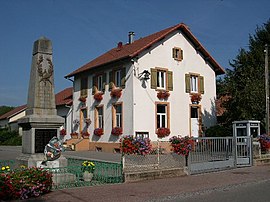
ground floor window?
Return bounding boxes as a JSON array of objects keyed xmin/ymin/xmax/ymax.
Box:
[
  {"xmin": 112, "ymin": 102, "xmax": 123, "ymax": 128},
  {"xmin": 156, "ymin": 102, "xmax": 170, "ymax": 129},
  {"xmin": 135, "ymin": 132, "xmax": 149, "ymax": 139},
  {"xmin": 95, "ymin": 105, "xmax": 104, "ymax": 129}
]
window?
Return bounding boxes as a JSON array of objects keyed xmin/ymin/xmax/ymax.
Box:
[
  {"xmin": 151, "ymin": 68, "xmax": 173, "ymax": 91},
  {"xmin": 190, "ymin": 75, "xmax": 198, "ymax": 93},
  {"xmin": 80, "ymin": 107, "xmax": 88, "ymax": 133},
  {"xmin": 80, "ymin": 77, "xmax": 88, "ymax": 97},
  {"xmin": 135, "ymin": 132, "xmax": 149, "ymax": 139},
  {"xmin": 92, "ymin": 73, "xmax": 106, "ymax": 94},
  {"xmin": 112, "ymin": 103, "xmax": 123, "ymax": 128},
  {"xmin": 95, "ymin": 105, "xmax": 104, "ymax": 129},
  {"xmin": 185, "ymin": 73, "xmax": 204, "ymax": 94},
  {"xmin": 172, "ymin": 47, "xmax": 183, "ymax": 61},
  {"xmin": 109, "ymin": 68, "xmax": 126, "ymax": 89},
  {"xmin": 157, "ymin": 71, "xmax": 166, "ymax": 89},
  {"xmin": 156, "ymin": 103, "xmax": 170, "ymax": 129}
]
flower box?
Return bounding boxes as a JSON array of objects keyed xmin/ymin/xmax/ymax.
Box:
[
  {"xmin": 84, "ymin": 118, "xmax": 91, "ymax": 125},
  {"xmin": 71, "ymin": 132, "xmax": 79, "ymax": 139},
  {"xmin": 79, "ymin": 96, "xmax": 87, "ymax": 102},
  {"xmin": 82, "ymin": 131, "xmax": 90, "ymax": 139},
  {"xmin": 157, "ymin": 90, "xmax": 170, "ymax": 100},
  {"xmin": 110, "ymin": 88, "xmax": 122, "ymax": 99},
  {"xmin": 94, "ymin": 92, "xmax": 103, "ymax": 102},
  {"xmin": 111, "ymin": 127, "xmax": 122, "ymax": 136},
  {"xmin": 156, "ymin": 127, "xmax": 171, "ymax": 138},
  {"xmin": 94, "ymin": 128, "xmax": 104, "ymax": 136},
  {"xmin": 190, "ymin": 93, "xmax": 201, "ymax": 104}
]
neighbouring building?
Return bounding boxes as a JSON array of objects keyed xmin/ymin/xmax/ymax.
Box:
[
  {"xmin": 65, "ymin": 22, "xmax": 225, "ymax": 152},
  {"xmin": 0, "ymin": 87, "xmax": 73, "ymax": 141}
]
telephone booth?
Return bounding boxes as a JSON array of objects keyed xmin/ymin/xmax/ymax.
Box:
[{"xmin": 232, "ymin": 120, "xmax": 260, "ymax": 166}]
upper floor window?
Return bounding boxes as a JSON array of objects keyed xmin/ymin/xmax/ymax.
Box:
[
  {"xmin": 185, "ymin": 73, "xmax": 204, "ymax": 94},
  {"xmin": 151, "ymin": 68, "xmax": 173, "ymax": 91},
  {"xmin": 80, "ymin": 77, "xmax": 88, "ymax": 97},
  {"xmin": 109, "ymin": 68, "xmax": 126, "ymax": 90},
  {"xmin": 92, "ymin": 73, "xmax": 106, "ymax": 94},
  {"xmin": 172, "ymin": 47, "xmax": 183, "ymax": 61}
]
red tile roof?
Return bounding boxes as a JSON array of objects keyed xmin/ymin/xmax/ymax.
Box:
[
  {"xmin": 0, "ymin": 88, "xmax": 73, "ymax": 120},
  {"xmin": 0, "ymin": 105, "xmax": 27, "ymax": 120},
  {"xmin": 66, "ymin": 23, "xmax": 225, "ymax": 78},
  {"xmin": 55, "ymin": 87, "xmax": 73, "ymax": 106}
]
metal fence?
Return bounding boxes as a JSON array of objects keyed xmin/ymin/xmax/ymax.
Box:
[
  {"xmin": 188, "ymin": 137, "xmax": 236, "ymax": 174},
  {"xmin": 122, "ymin": 141, "xmax": 186, "ymax": 173}
]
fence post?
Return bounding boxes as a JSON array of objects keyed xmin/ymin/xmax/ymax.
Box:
[{"xmin": 233, "ymin": 136, "xmax": 237, "ymax": 168}]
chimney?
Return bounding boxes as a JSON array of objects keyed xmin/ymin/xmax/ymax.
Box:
[{"xmin": 128, "ymin": 31, "xmax": 135, "ymax": 44}]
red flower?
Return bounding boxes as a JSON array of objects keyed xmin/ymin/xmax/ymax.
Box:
[
  {"xmin": 111, "ymin": 127, "xmax": 122, "ymax": 136},
  {"xmin": 157, "ymin": 91, "xmax": 170, "ymax": 99},
  {"xmin": 156, "ymin": 127, "xmax": 171, "ymax": 138},
  {"xmin": 110, "ymin": 88, "xmax": 122, "ymax": 98},
  {"xmin": 79, "ymin": 96, "xmax": 86, "ymax": 102},
  {"xmin": 82, "ymin": 131, "xmax": 90, "ymax": 138},
  {"xmin": 190, "ymin": 94, "xmax": 201, "ymax": 103},
  {"xmin": 94, "ymin": 92, "xmax": 103, "ymax": 102},
  {"xmin": 60, "ymin": 129, "xmax": 66, "ymax": 136},
  {"xmin": 94, "ymin": 128, "xmax": 104, "ymax": 136}
]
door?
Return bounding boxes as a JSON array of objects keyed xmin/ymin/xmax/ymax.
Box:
[{"xmin": 190, "ymin": 106, "xmax": 200, "ymax": 137}]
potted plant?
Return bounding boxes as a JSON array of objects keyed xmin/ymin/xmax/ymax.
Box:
[
  {"xmin": 157, "ymin": 90, "xmax": 170, "ymax": 100},
  {"xmin": 81, "ymin": 160, "xmax": 95, "ymax": 182},
  {"xmin": 156, "ymin": 127, "xmax": 171, "ymax": 138},
  {"xmin": 110, "ymin": 88, "xmax": 122, "ymax": 99},
  {"xmin": 70, "ymin": 132, "xmax": 79, "ymax": 139},
  {"xmin": 82, "ymin": 131, "xmax": 90, "ymax": 139},
  {"xmin": 120, "ymin": 135, "xmax": 152, "ymax": 155},
  {"xmin": 190, "ymin": 93, "xmax": 201, "ymax": 104},
  {"xmin": 94, "ymin": 91, "xmax": 103, "ymax": 102},
  {"xmin": 111, "ymin": 127, "xmax": 122, "ymax": 136},
  {"xmin": 94, "ymin": 128, "xmax": 104, "ymax": 136}
]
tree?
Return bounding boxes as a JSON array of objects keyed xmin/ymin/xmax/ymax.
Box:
[
  {"xmin": 0, "ymin": 106, "xmax": 14, "ymax": 116},
  {"xmin": 220, "ymin": 20, "xmax": 270, "ymax": 131}
]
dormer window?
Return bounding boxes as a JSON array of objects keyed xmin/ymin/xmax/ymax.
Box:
[{"xmin": 172, "ymin": 47, "xmax": 183, "ymax": 61}]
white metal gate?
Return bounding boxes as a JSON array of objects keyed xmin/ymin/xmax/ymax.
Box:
[{"xmin": 236, "ymin": 136, "xmax": 253, "ymax": 167}]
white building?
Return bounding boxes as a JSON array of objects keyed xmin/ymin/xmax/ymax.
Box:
[{"xmin": 65, "ymin": 23, "xmax": 225, "ymax": 152}]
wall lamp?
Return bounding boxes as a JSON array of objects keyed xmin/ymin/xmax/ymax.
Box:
[{"xmin": 138, "ymin": 70, "xmax": 151, "ymax": 80}]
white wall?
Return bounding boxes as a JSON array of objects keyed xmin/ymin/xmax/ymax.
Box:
[{"xmin": 133, "ymin": 30, "xmax": 217, "ymax": 141}]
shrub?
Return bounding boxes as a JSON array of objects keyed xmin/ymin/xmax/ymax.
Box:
[
  {"xmin": 169, "ymin": 136, "xmax": 194, "ymax": 156},
  {"xmin": 0, "ymin": 167, "xmax": 52, "ymax": 200},
  {"xmin": 205, "ymin": 125, "xmax": 231, "ymax": 137},
  {"xmin": 0, "ymin": 129, "xmax": 21, "ymax": 145}
]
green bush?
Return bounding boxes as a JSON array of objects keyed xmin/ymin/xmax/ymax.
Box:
[
  {"xmin": 205, "ymin": 125, "xmax": 232, "ymax": 137},
  {"xmin": 0, "ymin": 129, "xmax": 22, "ymax": 145},
  {"xmin": 0, "ymin": 167, "xmax": 52, "ymax": 200}
]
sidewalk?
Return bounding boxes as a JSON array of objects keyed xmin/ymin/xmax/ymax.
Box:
[{"xmin": 25, "ymin": 165, "xmax": 270, "ymax": 202}]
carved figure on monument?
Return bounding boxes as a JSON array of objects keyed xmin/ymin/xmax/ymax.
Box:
[
  {"xmin": 41, "ymin": 136, "xmax": 64, "ymax": 166},
  {"xmin": 37, "ymin": 55, "xmax": 54, "ymax": 85}
]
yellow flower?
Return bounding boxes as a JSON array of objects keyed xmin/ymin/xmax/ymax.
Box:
[{"xmin": 1, "ymin": 166, "xmax": 5, "ymax": 171}]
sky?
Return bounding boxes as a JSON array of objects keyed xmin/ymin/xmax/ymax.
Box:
[{"xmin": 0, "ymin": 0, "xmax": 269, "ymax": 107}]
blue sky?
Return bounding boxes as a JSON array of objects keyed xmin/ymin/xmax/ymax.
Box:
[{"xmin": 0, "ymin": 0, "xmax": 269, "ymax": 106}]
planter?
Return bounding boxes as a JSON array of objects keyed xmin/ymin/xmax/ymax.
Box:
[
  {"xmin": 71, "ymin": 133, "xmax": 79, "ymax": 139},
  {"xmin": 156, "ymin": 127, "xmax": 170, "ymax": 138},
  {"xmin": 111, "ymin": 127, "xmax": 122, "ymax": 136},
  {"xmin": 83, "ymin": 171, "xmax": 93, "ymax": 182},
  {"xmin": 94, "ymin": 128, "xmax": 104, "ymax": 136},
  {"xmin": 157, "ymin": 90, "xmax": 170, "ymax": 100},
  {"xmin": 110, "ymin": 88, "xmax": 122, "ymax": 99},
  {"xmin": 190, "ymin": 94, "xmax": 201, "ymax": 104},
  {"xmin": 94, "ymin": 92, "xmax": 103, "ymax": 102}
]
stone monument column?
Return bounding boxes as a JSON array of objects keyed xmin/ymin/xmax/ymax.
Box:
[{"xmin": 18, "ymin": 37, "xmax": 66, "ymax": 168}]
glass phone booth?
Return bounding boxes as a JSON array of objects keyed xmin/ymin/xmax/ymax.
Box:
[{"xmin": 232, "ymin": 120, "xmax": 260, "ymax": 166}]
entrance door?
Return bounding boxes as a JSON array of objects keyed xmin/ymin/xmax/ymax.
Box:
[{"xmin": 190, "ymin": 106, "xmax": 200, "ymax": 137}]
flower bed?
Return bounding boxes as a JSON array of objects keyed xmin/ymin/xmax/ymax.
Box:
[
  {"xmin": 0, "ymin": 167, "xmax": 52, "ymax": 200},
  {"xmin": 94, "ymin": 128, "xmax": 104, "ymax": 136},
  {"xmin": 156, "ymin": 127, "xmax": 171, "ymax": 138},
  {"xmin": 121, "ymin": 135, "xmax": 152, "ymax": 155},
  {"xmin": 169, "ymin": 136, "xmax": 194, "ymax": 156},
  {"xmin": 111, "ymin": 127, "xmax": 122, "ymax": 136},
  {"xmin": 258, "ymin": 134, "xmax": 270, "ymax": 152}
]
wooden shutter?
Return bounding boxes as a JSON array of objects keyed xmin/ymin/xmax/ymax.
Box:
[
  {"xmin": 185, "ymin": 74, "xmax": 190, "ymax": 93},
  {"xmin": 180, "ymin": 49, "xmax": 183, "ymax": 61},
  {"xmin": 121, "ymin": 68, "xmax": 126, "ymax": 89},
  {"xmin": 109, "ymin": 71, "xmax": 114, "ymax": 91},
  {"xmin": 199, "ymin": 76, "xmax": 204, "ymax": 94},
  {"xmin": 81, "ymin": 77, "xmax": 88, "ymax": 97},
  {"xmin": 102, "ymin": 73, "xmax": 107, "ymax": 92},
  {"xmin": 151, "ymin": 68, "xmax": 157, "ymax": 89},
  {"xmin": 167, "ymin": 71, "xmax": 173, "ymax": 91}
]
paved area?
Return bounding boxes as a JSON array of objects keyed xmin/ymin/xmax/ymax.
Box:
[{"xmin": 1, "ymin": 146, "xmax": 270, "ymax": 201}]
